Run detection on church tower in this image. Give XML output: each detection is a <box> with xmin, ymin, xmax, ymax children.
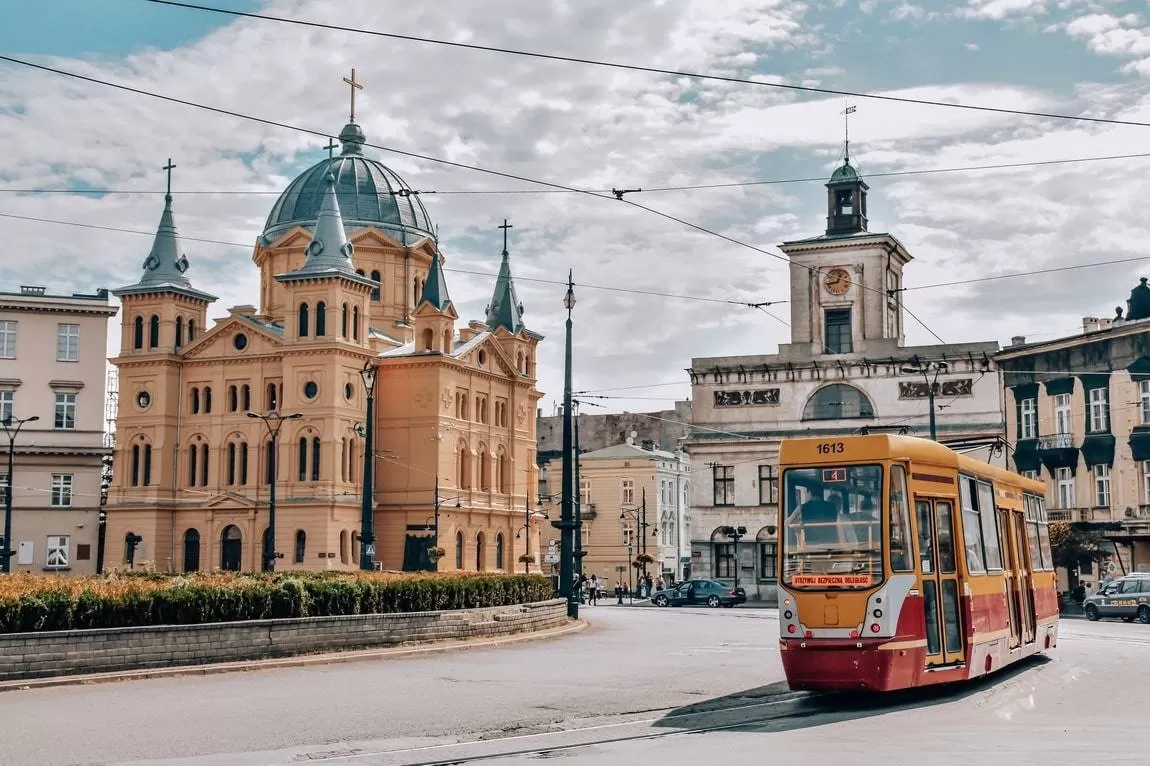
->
<box><xmin>412</xmin><ymin>246</ymin><xmax>457</xmax><ymax>353</ymax></box>
<box><xmin>485</xmin><ymin>221</ymin><xmax>534</xmax><ymax>378</ymax></box>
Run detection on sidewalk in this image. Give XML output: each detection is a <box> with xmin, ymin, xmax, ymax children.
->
<box><xmin>586</xmin><ymin>598</ymin><xmax>778</xmax><ymax>609</ymax></box>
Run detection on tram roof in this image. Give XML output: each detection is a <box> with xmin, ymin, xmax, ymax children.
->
<box><xmin>779</xmin><ymin>434</ymin><xmax>1046</xmax><ymax>494</ymax></box>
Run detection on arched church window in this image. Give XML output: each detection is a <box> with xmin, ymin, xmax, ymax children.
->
<box><xmin>131</xmin><ymin>444</ymin><xmax>141</xmax><ymax>487</ymax></box>
<box><xmin>413</xmin><ymin>277</ymin><xmax>419</xmax><ymax>308</ymax></box>
<box><xmin>352</xmin><ymin>306</ymin><xmax>360</xmax><ymax>341</ymax></box>
<box><xmin>443</xmin><ymin>329</ymin><xmax>451</xmax><ymax>353</ymax></box>
<box><xmin>190</xmin><ymin>387</ymin><xmax>200</xmax><ymax>415</ymax></box>
<box><xmin>132</xmin><ymin>316</ymin><xmax>144</xmax><ymax>350</ymax></box>
<box><xmin>312</xmin><ymin>437</ymin><xmax>321</xmax><ymax>481</ymax></box>
<box><xmin>175</xmin><ymin>317</ymin><xmax>185</xmax><ymax>348</ymax></box>
<box><xmin>143</xmin><ymin>444</ymin><xmax>152</xmax><ymax>486</ymax></box>
<box><xmin>148</xmin><ymin>315</ymin><xmax>160</xmax><ymax>349</ymax></box>
<box><xmin>294</xmin><ymin>530</ymin><xmax>306</xmax><ymax>563</ymax></box>
<box><xmin>199</xmin><ymin>443</ymin><xmax>209</xmax><ymax>487</ymax></box>
<box><xmin>315</xmin><ymin>302</ymin><xmax>327</xmax><ymax>336</ymax></box>
<box><xmin>455</xmin><ymin>531</ymin><xmax>464</xmax><ymax>569</ymax></box>
<box><xmin>188</xmin><ymin>444</ymin><xmax>198</xmax><ymax>487</ymax></box>
<box><xmin>495</xmin><ymin>533</ymin><xmax>504</xmax><ymax>570</ymax></box>
<box><xmin>298</xmin><ymin>436</ymin><xmax>308</xmax><ymax>481</ymax></box>
<box><xmin>266</xmin><ymin>382</ymin><xmax>277</xmax><ymax>410</ymax></box>
<box><xmin>298</xmin><ymin>303</ymin><xmax>309</xmax><ymax>338</ymax></box>
<box><xmin>238</xmin><ymin>441</ymin><xmax>248</xmax><ymax>484</ymax></box>
<box><xmin>421</xmin><ymin>328</ymin><xmax>434</xmax><ymax>351</ymax></box>
<box><xmin>242</xmin><ymin>385</ymin><xmax>251</xmax><ymax>411</ymax></box>
<box><xmin>802</xmin><ymin>383</ymin><xmax>875</xmax><ymax>421</ymax></box>
<box><xmin>371</xmin><ymin>270</ymin><xmax>381</xmax><ymax>302</ymax></box>
<box><xmin>227</xmin><ymin>442</ymin><xmax>237</xmax><ymax>485</ymax></box>
<box><xmin>228</xmin><ymin>385</ymin><xmax>238</xmax><ymax>412</ymax></box>
<box><xmin>188</xmin><ymin>319</ymin><xmax>196</xmax><ymax>341</ymax></box>
<box><xmin>203</xmin><ymin>387</ymin><xmax>212</xmax><ymax>414</ymax></box>
<box><xmin>341</xmin><ymin>303</ymin><xmax>348</xmax><ymax>337</ymax></box>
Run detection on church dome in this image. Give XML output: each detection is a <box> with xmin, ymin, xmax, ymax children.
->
<box><xmin>262</xmin><ymin>122</ymin><xmax>435</xmax><ymax>245</ymax></box>
<box><xmin>829</xmin><ymin>161</ymin><xmax>859</xmax><ymax>183</ymax></box>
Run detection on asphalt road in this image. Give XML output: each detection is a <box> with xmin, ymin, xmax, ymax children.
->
<box><xmin>2</xmin><ymin>605</ymin><xmax>1148</xmax><ymax>765</ymax></box>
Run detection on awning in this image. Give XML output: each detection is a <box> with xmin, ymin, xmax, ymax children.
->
<box><xmin>1081</xmin><ymin>434</ymin><xmax>1116</xmax><ymax>467</ymax></box>
<box><xmin>1129</xmin><ymin>357</ymin><xmax>1150</xmax><ymax>383</ymax></box>
<box><xmin>1078</xmin><ymin>372</ymin><xmax>1110</xmax><ymax>391</ymax></box>
<box><xmin>1043</xmin><ymin>378</ymin><xmax>1075</xmax><ymax>396</ymax></box>
<box><xmin>1130</xmin><ymin>428</ymin><xmax>1150</xmax><ymax>461</ymax></box>
<box><xmin>1012</xmin><ymin>439</ymin><xmax>1040</xmax><ymax>472</ymax></box>
<box><xmin>1039</xmin><ymin>445</ymin><xmax>1079</xmax><ymax>472</ymax></box>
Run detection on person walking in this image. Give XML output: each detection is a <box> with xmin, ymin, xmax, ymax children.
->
<box><xmin>588</xmin><ymin>574</ymin><xmax>600</xmax><ymax>605</ymax></box>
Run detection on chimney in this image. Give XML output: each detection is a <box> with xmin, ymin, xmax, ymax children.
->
<box><xmin>1010</xmin><ymin>335</ymin><xmax>1026</xmax><ymax>346</ymax></box>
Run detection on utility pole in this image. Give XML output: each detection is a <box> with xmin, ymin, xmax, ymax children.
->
<box><xmin>555</xmin><ymin>272</ymin><xmax>578</xmax><ymax>618</ymax></box>
<box><xmin>432</xmin><ymin>474</ymin><xmax>441</xmax><ymax>571</ymax></box>
<box><xmin>640</xmin><ymin>486</ymin><xmax>648</xmax><ymax>582</ymax></box>
<box><xmin>359</xmin><ymin>361</ymin><xmax>378</xmax><ymax>570</ymax></box>
<box><xmin>573</xmin><ymin>401</ymin><xmax>584</xmax><ymax>578</ymax></box>
<box><xmin>246</xmin><ymin>410</ymin><xmax>302</xmax><ymax>571</ymax></box>
<box><xmin>900</xmin><ymin>360</ymin><xmax>948</xmax><ymax>441</ymax></box>
<box><xmin>0</xmin><ymin>414</ymin><xmax>38</xmax><ymax>572</ymax></box>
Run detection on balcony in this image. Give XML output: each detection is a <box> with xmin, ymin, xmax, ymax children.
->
<box><xmin>1048</xmin><ymin>509</ymin><xmax>1071</xmax><ymax>522</ymax></box>
<box><xmin>1037</xmin><ymin>433</ymin><xmax>1073</xmax><ymax>450</ymax></box>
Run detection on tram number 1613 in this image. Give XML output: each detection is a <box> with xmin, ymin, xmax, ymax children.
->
<box><xmin>816</xmin><ymin>442</ymin><xmax>845</xmax><ymax>455</ymax></box>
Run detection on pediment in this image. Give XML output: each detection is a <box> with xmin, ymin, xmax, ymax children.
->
<box><xmin>181</xmin><ymin>317</ymin><xmax>282</xmax><ymax>360</ymax></box>
<box><xmin>462</xmin><ymin>334</ymin><xmax>519</xmax><ymax>379</ymax></box>
<box><xmin>414</xmin><ymin>301</ymin><xmax>459</xmax><ymax>321</ymax></box>
<box><xmin>203</xmin><ymin>491</ymin><xmax>257</xmax><ymax>510</ymax></box>
<box><xmin>266</xmin><ymin>226</ymin><xmax>314</xmax><ymax>250</ymax></box>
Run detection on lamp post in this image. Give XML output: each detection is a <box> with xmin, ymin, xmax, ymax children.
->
<box><xmin>517</xmin><ymin>509</ymin><xmax>547</xmax><ymax>574</ymax></box>
<box><xmin>721</xmin><ymin>525</ymin><xmax>747</xmax><ymax>593</ymax></box>
<box><xmin>900</xmin><ymin>360</ymin><xmax>948</xmax><ymax>441</ymax></box>
<box><xmin>620</xmin><ymin>500</ymin><xmax>654</xmax><ymax>588</ymax></box>
<box><xmin>359</xmin><ymin>361</ymin><xmax>378</xmax><ymax>571</ymax></box>
<box><xmin>247</xmin><ymin>410</ymin><xmax>303</xmax><ymax>571</ymax></box>
<box><xmin>573</xmin><ymin>400</ymin><xmax>584</xmax><ymax>578</ymax></box>
<box><xmin>554</xmin><ymin>271</ymin><xmax>578</xmax><ymax>618</ymax></box>
<box><xmin>0</xmin><ymin>415</ymin><xmax>39</xmax><ymax>572</ymax></box>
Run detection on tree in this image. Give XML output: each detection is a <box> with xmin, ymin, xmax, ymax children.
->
<box><xmin>1049</xmin><ymin>521</ymin><xmax>1111</xmax><ymax>588</ymax></box>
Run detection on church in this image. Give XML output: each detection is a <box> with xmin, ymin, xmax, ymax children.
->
<box><xmin>104</xmin><ymin>87</ymin><xmax>544</xmax><ymax>574</ymax></box>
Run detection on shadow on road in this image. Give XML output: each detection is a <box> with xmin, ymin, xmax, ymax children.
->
<box><xmin>653</xmin><ymin>655</ymin><xmax>1051</xmax><ymax>734</ymax></box>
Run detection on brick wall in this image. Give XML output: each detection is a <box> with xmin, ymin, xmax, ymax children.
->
<box><xmin>0</xmin><ymin>599</ymin><xmax>568</xmax><ymax>682</ymax></box>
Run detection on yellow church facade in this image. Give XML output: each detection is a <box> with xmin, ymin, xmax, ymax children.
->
<box><xmin>103</xmin><ymin>116</ymin><xmax>545</xmax><ymax>574</ymax></box>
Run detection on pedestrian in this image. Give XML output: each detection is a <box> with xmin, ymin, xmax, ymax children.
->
<box><xmin>588</xmin><ymin>574</ymin><xmax>599</xmax><ymax>605</ymax></box>
<box><xmin>656</xmin><ymin>576</ymin><xmax>665</xmax><ymax>592</ymax></box>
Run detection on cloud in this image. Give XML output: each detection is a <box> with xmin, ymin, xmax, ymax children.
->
<box><xmin>1</xmin><ymin>0</ymin><xmax>1150</xmax><ymax>414</ymax></box>
<box><xmin>1057</xmin><ymin>11</ymin><xmax>1150</xmax><ymax>76</ymax></box>
<box><xmin>960</xmin><ymin>0</ymin><xmax>1050</xmax><ymax>21</ymax></box>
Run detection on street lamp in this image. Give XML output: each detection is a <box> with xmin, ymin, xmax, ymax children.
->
<box><xmin>0</xmin><ymin>414</ymin><xmax>38</xmax><ymax>572</ymax></box>
<box><xmin>359</xmin><ymin>360</ymin><xmax>378</xmax><ymax>571</ymax></box>
<box><xmin>554</xmin><ymin>270</ymin><xmax>578</xmax><ymax>618</ymax></box>
<box><xmin>900</xmin><ymin>360</ymin><xmax>949</xmax><ymax>441</ymax></box>
<box><xmin>721</xmin><ymin>525</ymin><xmax>747</xmax><ymax>593</ymax></box>
<box><xmin>516</xmin><ymin>509</ymin><xmax>548</xmax><ymax>574</ymax></box>
<box><xmin>427</xmin><ymin>477</ymin><xmax>462</xmax><ymax>571</ymax></box>
<box><xmin>246</xmin><ymin>410</ymin><xmax>303</xmax><ymax>571</ymax></box>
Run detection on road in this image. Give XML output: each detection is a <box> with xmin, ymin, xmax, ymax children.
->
<box><xmin>1</xmin><ymin>605</ymin><xmax>1148</xmax><ymax>765</ymax></box>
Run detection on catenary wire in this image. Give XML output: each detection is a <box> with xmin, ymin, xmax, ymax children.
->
<box><xmin>6</xmin><ymin>150</ymin><xmax>1150</xmax><ymax>198</ymax></box>
<box><xmin>0</xmin><ymin>55</ymin><xmax>940</xmax><ymax>338</ymax></box>
<box><xmin>0</xmin><ymin>211</ymin><xmax>780</xmax><ymax>308</ymax></box>
<box><xmin>143</xmin><ymin>0</ymin><xmax>1150</xmax><ymax>130</ymax></box>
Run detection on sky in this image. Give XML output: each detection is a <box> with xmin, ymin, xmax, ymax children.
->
<box><xmin>2</xmin><ymin>0</ymin><xmax>1150</xmax><ymax>416</ymax></box>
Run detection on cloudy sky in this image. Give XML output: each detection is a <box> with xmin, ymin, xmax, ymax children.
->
<box><xmin>2</xmin><ymin>0</ymin><xmax>1149</xmax><ymax>415</ymax></box>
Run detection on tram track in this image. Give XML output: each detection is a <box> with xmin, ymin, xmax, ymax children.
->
<box><xmin>297</xmin><ymin>690</ymin><xmax>822</xmax><ymax>765</ymax></box>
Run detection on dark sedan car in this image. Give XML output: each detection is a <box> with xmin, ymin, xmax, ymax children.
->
<box><xmin>651</xmin><ymin>579</ymin><xmax>746</xmax><ymax>608</ymax></box>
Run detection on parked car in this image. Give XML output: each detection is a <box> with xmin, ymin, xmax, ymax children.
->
<box><xmin>650</xmin><ymin>579</ymin><xmax>746</xmax><ymax>608</ymax></box>
<box><xmin>1083</xmin><ymin>574</ymin><xmax>1150</xmax><ymax>623</ymax></box>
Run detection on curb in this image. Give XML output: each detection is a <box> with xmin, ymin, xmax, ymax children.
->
<box><xmin>0</xmin><ymin>618</ymin><xmax>588</xmax><ymax>693</ymax></box>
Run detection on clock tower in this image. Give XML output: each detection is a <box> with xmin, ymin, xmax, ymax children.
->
<box><xmin>776</xmin><ymin>158</ymin><xmax>912</xmax><ymax>358</ymax></box>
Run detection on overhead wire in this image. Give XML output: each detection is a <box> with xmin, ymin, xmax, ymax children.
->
<box><xmin>0</xmin><ymin>211</ymin><xmax>781</xmax><ymax>308</ymax></box>
<box><xmin>6</xmin><ymin>150</ymin><xmax>1150</xmax><ymax>198</ymax></box>
<box><xmin>143</xmin><ymin>0</ymin><xmax>1150</xmax><ymax>130</ymax></box>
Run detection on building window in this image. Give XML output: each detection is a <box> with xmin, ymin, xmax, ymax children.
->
<box><xmin>1056</xmin><ymin>467</ymin><xmax>1075</xmax><ymax>509</ymax></box>
<box><xmin>176</xmin><ymin>317</ymin><xmax>185</xmax><ymax>348</ymax></box>
<box><xmin>1022</xmin><ymin>469</ymin><xmax>1038</xmax><ymax>481</ymax></box>
<box><xmin>131</xmin><ymin>317</ymin><xmax>143</xmax><ymax>350</ymax></box>
<box><xmin>0</xmin><ymin>320</ymin><xmax>16</xmax><ymax>358</ymax></box>
<box><xmin>713</xmin><ymin>542</ymin><xmax>735</xmax><ymax>578</ymax></box>
<box><xmin>341</xmin><ymin>304</ymin><xmax>349</xmax><ymax>337</ymax></box>
<box><xmin>265</xmin><ymin>439</ymin><xmax>276</xmax><ymax>484</ymax></box>
<box><xmin>1141</xmin><ymin>382</ymin><xmax>1150</xmax><ymax>425</ymax></box>
<box><xmin>0</xmin><ymin>473</ymin><xmax>7</xmax><ymax>506</ymax></box>
<box><xmin>143</xmin><ymin>444</ymin><xmax>152</xmax><ymax>486</ymax></box>
<box><xmin>298</xmin><ymin>437</ymin><xmax>308</xmax><ymax>481</ymax></box>
<box><xmin>190</xmin><ymin>387</ymin><xmax>200</xmax><ymax>415</ymax></box>
<box><xmin>200</xmin><ymin>444</ymin><xmax>209</xmax><ymax>486</ymax></box>
<box><xmin>228</xmin><ymin>385</ymin><xmax>238</xmax><ymax>412</ymax></box>
<box><xmin>188</xmin><ymin>318</ymin><xmax>196</xmax><ymax>341</ymax></box>
<box><xmin>298</xmin><ymin>303</ymin><xmax>309</xmax><ymax>337</ymax></box>
<box><xmin>266</xmin><ymin>382</ymin><xmax>277</xmax><ymax>410</ymax></box>
<box><xmin>495</xmin><ymin>533</ymin><xmax>505</xmax><ymax>570</ymax></box>
<box><xmin>311</xmin><ymin>437</ymin><xmax>321</xmax><ymax>481</ymax></box>
<box><xmin>294</xmin><ymin>530</ymin><xmax>306</xmax><ymax>563</ymax></box>
<box><xmin>455</xmin><ymin>531</ymin><xmax>464</xmax><ymax>569</ymax></box>
<box><xmin>371</xmin><ymin>270</ymin><xmax>381</xmax><ymax>301</ymax></box>
<box><xmin>149</xmin><ymin>315</ymin><xmax>160</xmax><ymax>349</ymax></box>
<box><xmin>622</xmin><ymin>525</ymin><xmax>635</xmax><ymax>547</ymax></box>
<box><xmin>1143</xmin><ymin>461</ymin><xmax>1150</xmax><ymax>505</ymax></box>
<box><xmin>50</xmin><ymin>474</ymin><xmax>73</xmax><ymax>507</ymax></box>
<box><xmin>621</xmin><ymin>478</ymin><xmax>635</xmax><ymax>505</ymax></box>
<box><xmin>203</xmin><ymin>387</ymin><xmax>212</xmax><ymax>414</ymax></box>
<box><xmin>1019</xmin><ymin>397</ymin><xmax>1037</xmax><ymax>439</ymax></box>
<box><xmin>1088</xmin><ymin>386</ymin><xmax>1109</xmax><ymax>433</ymax></box>
<box><xmin>131</xmin><ymin>444</ymin><xmax>141</xmax><ymax>486</ymax></box>
<box><xmin>238</xmin><ymin>442</ymin><xmax>248</xmax><ymax>484</ymax></box>
<box><xmin>579</xmin><ymin>479</ymin><xmax>591</xmax><ymax>504</ymax></box>
<box><xmin>54</xmin><ymin>393</ymin><xmax>76</xmax><ymax>430</ymax></box>
<box><xmin>352</xmin><ymin>306</ymin><xmax>360</xmax><ymax>341</ymax></box>
<box><xmin>227</xmin><ymin>443</ymin><xmax>237</xmax><ymax>485</ymax></box>
<box><xmin>824</xmin><ymin>308</ymin><xmax>852</xmax><ymax>354</ymax></box>
<box><xmin>1094</xmin><ymin>464</ymin><xmax>1111</xmax><ymax>508</ymax></box>
<box><xmin>759</xmin><ymin>541</ymin><xmax>777</xmax><ymax>581</ymax></box>
<box><xmin>0</xmin><ymin>391</ymin><xmax>12</xmax><ymax>423</ymax></box>
<box><xmin>183</xmin><ymin>528</ymin><xmax>200</xmax><ymax>572</ymax></box>
<box><xmin>241</xmin><ymin>384</ymin><xmax>251</xmax><ymax>411</ymax></box>
<box><xmin>56</xmin><ymin>323</ymin><xmax>79</xmax><ymax>362</ymax></box>
<box><xmin>802</xmin><ymin>383</ymin><xmax>874</xmax><ymax>420</ymax></box>
<box><xmin>758</xmin><ymin>465</ymin><xmax>778</xmax><ymax>505</ymax></box>
<box><xmin>712</xmin><ymin>465</ymin><xmax>734</xmax><ymax>506</ymax></box>
<box><xmin>1054</xmin><ymin>393</ymin><xmax>1072</xmax><ymax>434</ymax></box>
<box><xmin>45</xmin><ymin>536</ymin><xmax>69</xmax><ymax>569</ymax></box>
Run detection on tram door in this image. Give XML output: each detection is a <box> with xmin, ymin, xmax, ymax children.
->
<box><xmin>999</xmin><ymin>509</ymin><xmax>1023</xmax><ymax>649</ymax></box>
<box><xmin>916</xmin><ymin>499</ymin><xmax>965</xmax><ymax>667</ymax></box>
<box><xmin>1010</xmin><ymin>510</ymin><xmax>1036</xmax><ymax>644</ymax></box>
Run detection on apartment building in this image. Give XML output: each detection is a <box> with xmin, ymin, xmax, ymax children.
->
<box><xmin>997</xmin><ymin>301</ymin><xmax>1150</xmax><ymax>587</ymax></box>
<box><xmin>0</xmin><ymin>285</ymin><xmax>117</xmax><ymax>574</ymax></box>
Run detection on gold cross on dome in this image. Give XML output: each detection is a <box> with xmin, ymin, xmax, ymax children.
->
<box><xmin>343</xmin><ymin>68</ymin><xmax>364</xmax><ymax>123</ymax></box>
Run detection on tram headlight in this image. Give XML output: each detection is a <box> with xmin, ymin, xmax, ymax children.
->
<box><xmin>784</xmin><ymin>610</ymin><xmax>793</xmax><ymax>619</ymax></box>
<box><xmin>873</xmin><ymin>609</ymin><xmax>882</xmax><ymax>618</ymax></box>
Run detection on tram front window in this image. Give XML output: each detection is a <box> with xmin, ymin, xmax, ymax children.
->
<box><xmin>781</xmin><ymin>465</ymin><xmax>884</xmax><ymax>590</ymax></box>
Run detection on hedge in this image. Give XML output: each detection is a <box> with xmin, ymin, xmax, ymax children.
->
<box><xmin>0</xmin><ymin>571</ymin><xmax>554</xmax><ymax>634</ymax></box>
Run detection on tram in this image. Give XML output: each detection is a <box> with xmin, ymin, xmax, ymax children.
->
<box><xmin>777</xmin><ymin>434</ymin><xmax>1059</xmax><ymax>692</ymax></box>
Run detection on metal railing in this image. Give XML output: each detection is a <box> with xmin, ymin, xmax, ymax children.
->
<box><xmin>1037</xmin><ymin>433</ymin><xmax>1074</xmax><ymax>450</ymax></box>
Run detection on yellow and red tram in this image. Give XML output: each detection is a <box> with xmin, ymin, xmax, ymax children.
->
<box><xmin>777</xmin><ymin>434</ymin><xmax>1058</xmax><ymax>692</ymax></box>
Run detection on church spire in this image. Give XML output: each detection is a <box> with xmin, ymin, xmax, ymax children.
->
<box><xmin>113</xmin><ymin>159</ymin><xmax>216</xmax><ymax>302</ymax></box>
<box><xmin>281</xmin><ymin>161</ymin><xmax>359</xmax><ymax>279</ymax></box>
<box><xmin>485</xmin><ymin>219</ymin><xmax>524</xmax><ymax>334</ymax></box>
<box><xmin>419</xmin><ymin>249</ymin><xmax>453</xmax><ymax>313</ymax></box>
<box><xmin>825</xmin><ymin>107</ymin><xmax>869</xmax><ymax>237</ymax></box>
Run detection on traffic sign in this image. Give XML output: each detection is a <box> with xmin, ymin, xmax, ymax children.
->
<box><xmin>545</xmin><ymin>551</ymin><xmax>560</xmax><ymax>564</ymax></box>
<box><xmin>366</xmin><ymin>544</ymin><xmax>376</xmax><ymax>557</ymax></box>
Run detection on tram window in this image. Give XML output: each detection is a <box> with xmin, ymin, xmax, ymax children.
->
<box><xmin>976</xmin><ymin>481</ymin><xmax>1003</xmax><ymax>571</ymax></box>
<box><xmin>916</xmin><ymin>501</ymin><xmax>934</xmax><ymax>574</ymax></box>
<box><xmin>1024</xmin><ymin>495</ymin><xmax>1042</xmax><ymax>569</ymax></box>
<box><xmin>1037</xmin><ymin>497</ymin><xmax>1053</xmax><ymax>570</ymax></box>
<box><xmin>936</xmin><ymin>501</ymin><xmax>957</xmax><ymax>574</ymax></box>
<box><xmin>889</xmin><ymin>465</ymin><xmax>913</xmax><ymax>572</ymax></box>
<box><xmin>959</xmin><ymin>477</ymin><xmax>986</xmax><ymax>574</ymax></box>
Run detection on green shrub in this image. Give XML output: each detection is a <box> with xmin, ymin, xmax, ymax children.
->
<box><xmin>0</xmin><ymin>572</ymin><xmax>553</xmax><ymax>634</ymax></box>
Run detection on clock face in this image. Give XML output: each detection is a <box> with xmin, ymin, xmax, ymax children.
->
<box><xmin>136</xmin><ymin>391</ymin><xmax>151</xmax><ymax>409</ymax></box>
<box><xmin>824</xmin><ymin>268</ymin><xmax>851</xmax><ymax>295</ymax></box>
